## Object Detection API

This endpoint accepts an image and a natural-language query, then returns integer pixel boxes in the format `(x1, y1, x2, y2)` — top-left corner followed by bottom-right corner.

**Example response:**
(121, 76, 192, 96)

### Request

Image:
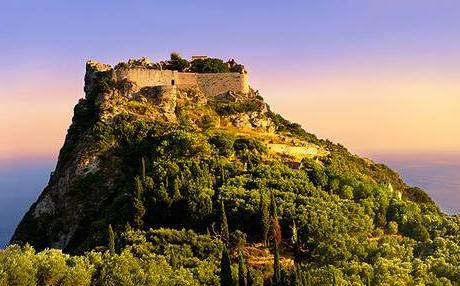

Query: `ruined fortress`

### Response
(87, 56, 250, 98)
(114, 68, 249, 97)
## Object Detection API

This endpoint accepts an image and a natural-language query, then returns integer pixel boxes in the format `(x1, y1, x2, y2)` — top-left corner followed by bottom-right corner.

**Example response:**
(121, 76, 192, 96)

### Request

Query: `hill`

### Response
(5, 54, 460, 285)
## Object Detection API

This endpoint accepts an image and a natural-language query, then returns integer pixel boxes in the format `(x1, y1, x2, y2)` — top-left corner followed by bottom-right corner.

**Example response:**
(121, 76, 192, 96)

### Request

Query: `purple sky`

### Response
(2, 0, 460, 158)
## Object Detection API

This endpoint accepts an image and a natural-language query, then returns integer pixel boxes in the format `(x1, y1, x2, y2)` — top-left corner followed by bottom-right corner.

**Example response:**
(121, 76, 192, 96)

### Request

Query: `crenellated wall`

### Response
(113, 68, 249, 96)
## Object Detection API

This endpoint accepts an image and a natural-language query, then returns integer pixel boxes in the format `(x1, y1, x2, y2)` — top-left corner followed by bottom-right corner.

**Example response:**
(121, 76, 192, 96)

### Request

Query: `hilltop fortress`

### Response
(86, 56, 250, 98)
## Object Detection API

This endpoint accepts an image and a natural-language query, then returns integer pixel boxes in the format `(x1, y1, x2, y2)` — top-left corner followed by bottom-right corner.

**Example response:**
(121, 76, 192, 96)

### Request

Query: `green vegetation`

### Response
(211, 97, 264, 116)
(107, 224, 115, 255)
(1, 229, 222, 286)
(267, 110, 319, 144)
(190, 58, 230, 73)
(9, 73, 460, 285)
(168, 52, 190, 72)
(220, 246, 233, 286)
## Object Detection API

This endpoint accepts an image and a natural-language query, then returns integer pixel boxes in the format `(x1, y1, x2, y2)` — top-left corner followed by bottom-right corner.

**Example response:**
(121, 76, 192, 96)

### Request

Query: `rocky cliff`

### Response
(11, 59, 277, 251)
(12, 58, 422, 253)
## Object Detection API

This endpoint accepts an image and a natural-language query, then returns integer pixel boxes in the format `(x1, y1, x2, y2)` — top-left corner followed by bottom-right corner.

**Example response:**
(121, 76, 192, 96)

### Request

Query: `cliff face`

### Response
(11, 58, 413, 253)
(10, 60, 276, 251)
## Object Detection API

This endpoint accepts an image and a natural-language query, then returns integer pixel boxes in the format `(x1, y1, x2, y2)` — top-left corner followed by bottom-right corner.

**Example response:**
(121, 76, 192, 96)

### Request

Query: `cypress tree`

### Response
(133, 176, 145, 228)
(292, 221, 299, 259)
(172, 177, 181, 201)
(247, 269, 255, 286)
(238, 251, 247, 286)
(270, 192, 282, 246)
(273, 240, 281, 285)
(259, 192, 270, 246)
(305, 270, 311, 286)
(220, 201, 229, 243)
(270, 191, 278, 219)
(220, 246, 233, 286)
(221, 164, 226, 185)
(107, 224, 115, 255)
(292, 221, 298, 245)
(292, 265, 301, 286)
(140, 157, 146, 181)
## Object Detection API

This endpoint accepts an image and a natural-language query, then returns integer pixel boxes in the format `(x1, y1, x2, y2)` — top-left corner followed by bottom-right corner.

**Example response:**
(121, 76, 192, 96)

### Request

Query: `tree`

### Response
(220, 246, 233, 286)
(292, 221, 299, 258)
(270, 192, 282, 246)
(132, 176, 145, 228)
(238, 251, 247, 286)
(273, 241, 281, 285)
(140, 157, 146, 182)
(169, 52, 190, 71)
(172, 177, 182, 201)
(220, 201, 229, 243)
(259, 192, 270, 245)
(270, 191, 278, 220)
(107, 224, 115, 255)
(190, 58, 230, 73)
(386, 221, 398, 235)
(247, 269, 255, 286)
(291, 221, 298, 245)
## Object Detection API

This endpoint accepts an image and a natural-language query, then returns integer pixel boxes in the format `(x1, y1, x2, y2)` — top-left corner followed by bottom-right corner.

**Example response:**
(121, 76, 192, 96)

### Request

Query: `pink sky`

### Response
(1, 1, 460, 162)
(1, 63, 459, 162)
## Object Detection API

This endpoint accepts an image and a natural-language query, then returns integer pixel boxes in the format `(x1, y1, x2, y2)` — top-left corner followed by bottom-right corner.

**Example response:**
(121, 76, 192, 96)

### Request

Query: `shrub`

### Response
(96, 252, 144, 286)
(36, 249, 68, 286)
(387, 221, 398, 235)
(233, 137, 267, 153)
(230, 230, 247, 250)
(212, 99, 263, 116)
(209, 133, 235, 156)
(169, 52, 190, 72)
(190, 58, 230, 73)
(0, 245, 37, 286)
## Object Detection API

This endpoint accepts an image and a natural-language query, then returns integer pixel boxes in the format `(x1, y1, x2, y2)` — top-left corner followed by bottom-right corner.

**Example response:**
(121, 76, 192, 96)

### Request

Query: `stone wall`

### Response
(195, 73, 249, 97)
(114, 68, 177, 87)
(113, 68, 249, 97)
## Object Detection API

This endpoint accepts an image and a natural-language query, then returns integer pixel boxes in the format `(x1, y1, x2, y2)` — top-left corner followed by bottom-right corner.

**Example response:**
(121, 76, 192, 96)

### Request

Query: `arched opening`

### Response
(171, 79, 175, 85)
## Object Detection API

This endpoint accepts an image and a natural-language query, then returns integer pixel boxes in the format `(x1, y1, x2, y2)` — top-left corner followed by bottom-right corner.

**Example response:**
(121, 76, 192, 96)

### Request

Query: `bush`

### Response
(212, 99, 263, 116)
(230, 230, 247, 250)
(190, 58, 230, 73)
(36, 249, 68, 286)
(233, 138, 266, 153)
(386, 221, 398, 235)
(0, 245, 37, 286)
(169, 52, 190, 72)
(267, 111, 319, 143)
(209, 133, 235, 156)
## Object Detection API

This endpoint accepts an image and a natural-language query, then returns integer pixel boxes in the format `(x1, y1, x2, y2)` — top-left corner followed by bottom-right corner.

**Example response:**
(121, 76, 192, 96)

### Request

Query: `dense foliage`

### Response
(190, 58, 230, 73)
(0, 228, 222, 286)
(9, 78, 460, 285)
(167, 52, 190, 72)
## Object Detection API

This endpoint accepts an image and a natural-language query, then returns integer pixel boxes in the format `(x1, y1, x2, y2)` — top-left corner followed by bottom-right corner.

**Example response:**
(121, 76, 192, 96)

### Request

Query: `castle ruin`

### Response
(87, 56, 250, 98)
(114, 68, 249, 97)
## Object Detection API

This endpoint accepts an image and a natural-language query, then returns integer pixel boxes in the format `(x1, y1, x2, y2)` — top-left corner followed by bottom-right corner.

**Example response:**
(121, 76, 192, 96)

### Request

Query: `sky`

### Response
(1, 0, 460, 161)
(1, 0, 460, 246)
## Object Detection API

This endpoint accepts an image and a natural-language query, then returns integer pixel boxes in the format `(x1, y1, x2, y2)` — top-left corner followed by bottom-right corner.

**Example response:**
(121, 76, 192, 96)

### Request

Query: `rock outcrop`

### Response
(11, 58, 277, 251)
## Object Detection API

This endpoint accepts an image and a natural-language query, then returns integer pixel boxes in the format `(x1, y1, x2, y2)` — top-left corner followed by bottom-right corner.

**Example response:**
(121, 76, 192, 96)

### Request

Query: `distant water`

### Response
(0, 158, 55, 248)
(370, 153, 460, 215)
(0, 153, 459, 248)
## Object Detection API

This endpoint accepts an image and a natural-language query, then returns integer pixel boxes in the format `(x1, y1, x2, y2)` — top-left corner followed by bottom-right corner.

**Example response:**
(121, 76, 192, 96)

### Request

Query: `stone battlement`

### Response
(86, 58, 250, 97)
(114, 68, 249, 97)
